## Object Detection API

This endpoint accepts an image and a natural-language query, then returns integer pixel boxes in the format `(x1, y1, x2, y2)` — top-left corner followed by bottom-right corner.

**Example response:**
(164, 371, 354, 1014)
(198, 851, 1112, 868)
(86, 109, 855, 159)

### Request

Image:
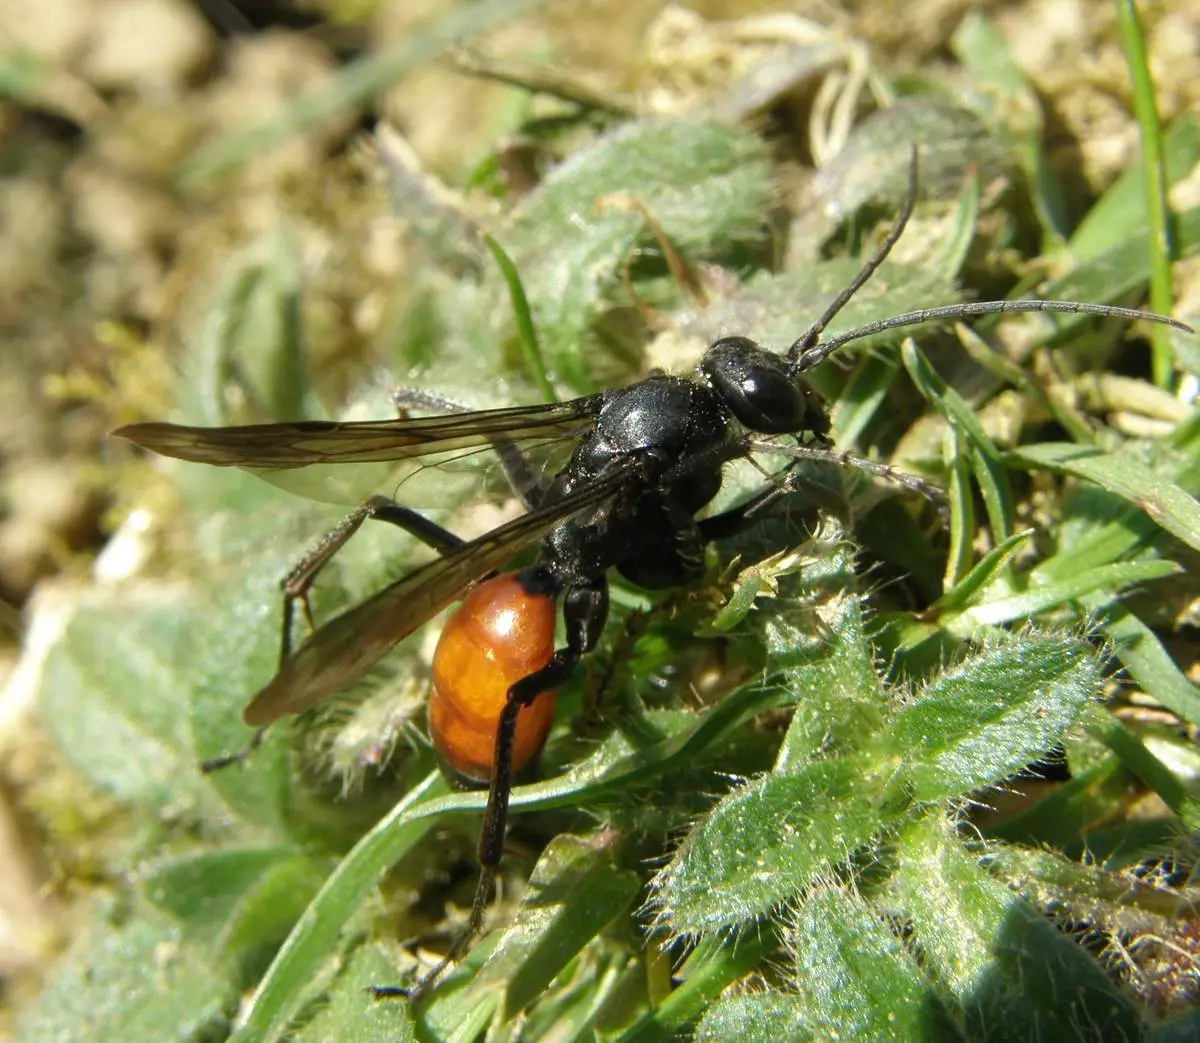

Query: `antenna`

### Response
(795, 300, 1193, 372)
(786, 147, 1193, 374)
(787, 146, 919, 367)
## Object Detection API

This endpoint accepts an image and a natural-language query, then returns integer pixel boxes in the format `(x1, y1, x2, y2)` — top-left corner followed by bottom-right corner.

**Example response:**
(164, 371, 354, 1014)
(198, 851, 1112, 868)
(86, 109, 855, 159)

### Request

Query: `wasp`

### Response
(113, 153, 1190, 998)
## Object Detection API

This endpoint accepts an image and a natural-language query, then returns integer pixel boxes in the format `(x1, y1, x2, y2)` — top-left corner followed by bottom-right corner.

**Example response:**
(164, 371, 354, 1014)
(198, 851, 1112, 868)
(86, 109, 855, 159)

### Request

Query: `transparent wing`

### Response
(114, 397, 603, 506)
(241, 463, 634, 726)
(113, 397, 603, 468)
(252, 437, 580, 507)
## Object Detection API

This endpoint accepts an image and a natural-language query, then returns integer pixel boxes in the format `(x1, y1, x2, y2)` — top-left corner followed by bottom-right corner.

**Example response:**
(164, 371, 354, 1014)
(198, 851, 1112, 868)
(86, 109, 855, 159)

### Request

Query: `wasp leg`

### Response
(200, 730, 266, 773)
(389, 387, 482, 414)
(401, 577, 609, 1002)
(202, 499, 466, 775)
(748, 441, 947, 510)
(696, 475, 802, 541)
(279, 497, 465, 666)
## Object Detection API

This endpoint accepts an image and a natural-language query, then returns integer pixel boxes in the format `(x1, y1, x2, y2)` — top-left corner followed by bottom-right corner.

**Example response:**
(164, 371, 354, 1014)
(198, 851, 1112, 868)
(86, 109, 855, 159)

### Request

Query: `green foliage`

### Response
(893, 816, 1142, 1041)
(788, 886, 959, 1042)
(17, 900, 235, 1043)
(501, 118, 775, 389)
(653, 760, 883, 933)
(882, 631, 1102, 801)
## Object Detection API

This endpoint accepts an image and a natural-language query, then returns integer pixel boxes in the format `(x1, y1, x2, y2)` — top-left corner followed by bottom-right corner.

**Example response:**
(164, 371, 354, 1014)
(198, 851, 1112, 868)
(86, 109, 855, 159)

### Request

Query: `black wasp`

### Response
(114, 153, 1190, 998)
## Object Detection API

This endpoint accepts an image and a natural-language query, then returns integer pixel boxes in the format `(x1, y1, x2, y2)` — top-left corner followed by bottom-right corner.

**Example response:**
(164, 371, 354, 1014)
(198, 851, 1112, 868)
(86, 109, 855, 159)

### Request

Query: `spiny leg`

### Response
(692, 441, 942, 558)
(202, 497, 466, 774)
(697, 489, 787, 544)
(278, 496, 466, 665)
(748, 439, 946, 508)
(200, 731, 266, 773)
(394, 578, 609, 1003)
(389, 387, 481, 415)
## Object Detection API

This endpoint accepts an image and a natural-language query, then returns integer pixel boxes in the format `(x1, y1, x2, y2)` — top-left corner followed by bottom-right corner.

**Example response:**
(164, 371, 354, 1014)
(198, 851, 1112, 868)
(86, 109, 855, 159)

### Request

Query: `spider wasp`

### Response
(113, 152, 1191, 998)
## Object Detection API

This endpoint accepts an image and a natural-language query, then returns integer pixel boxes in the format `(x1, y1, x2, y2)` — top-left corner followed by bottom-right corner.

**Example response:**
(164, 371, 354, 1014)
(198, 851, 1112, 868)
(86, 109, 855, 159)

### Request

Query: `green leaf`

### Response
(291, 943, 416, 1043)
(1069, 112, 1200, 261)
(787, 886, 960, 1043)
(1086, 714, 1196, 820)
(699, 261, 959, 375)
(829, 352, 900, 447)
(146, 846, 329, 986)
(650, 760, 881, 934)
(1010, 441, 1200, 553)
(16, 901, 234, 1043)
(1097, 602, 1200, 725)
(484, 233, 555, 402)
(986, 843, 1194, 925)
(217, 853, 330, 961)
(933, 528, 1033, 614)
(145, 847, 307, 942)
(857, 499, 946, 604)
(937, 167, 982, 278)
(696, 993, 813, 1043)
(881, 630, 1100, 802)
(187, 561, 305, 833)
(893, 815, 1143, 1041)
(982, 751, 1129, 850)
(1109, 0, 1175, 383)
(37, 593, 218, 815)
(799, 97, 1011, 248)
(614, 933, 776, 1043)
(504, 119, 774, 387)
(1036, 205, 1200, 340)
(463, 834, 639, 1019)
(514, 946, 641, 1041)
(177, 232, 311, 428)
(902, 340, 1013, 541)
(1032, 491, 1162, 583)
(226, 772, 447, 1043)
(953, 321, 1096, 442)
(897, 345, 998, 456)
(942, 557, 1180, 632)
(951, 11, 1067, 242)
(942, 426, 976, 590)
(770, 586, 884, 771)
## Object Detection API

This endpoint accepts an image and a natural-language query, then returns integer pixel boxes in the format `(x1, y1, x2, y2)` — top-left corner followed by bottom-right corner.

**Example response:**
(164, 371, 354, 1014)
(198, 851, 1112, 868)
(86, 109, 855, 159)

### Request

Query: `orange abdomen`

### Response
(428, 572, 558, 782)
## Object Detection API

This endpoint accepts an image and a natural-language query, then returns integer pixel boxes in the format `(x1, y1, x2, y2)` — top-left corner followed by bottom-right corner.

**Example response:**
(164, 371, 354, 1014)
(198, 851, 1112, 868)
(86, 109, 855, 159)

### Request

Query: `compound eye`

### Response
(701, 337, 814, 434)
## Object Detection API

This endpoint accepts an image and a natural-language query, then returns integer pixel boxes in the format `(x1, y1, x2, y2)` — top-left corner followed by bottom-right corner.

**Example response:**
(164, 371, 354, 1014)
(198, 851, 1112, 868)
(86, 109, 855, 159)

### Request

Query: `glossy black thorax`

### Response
(541, 374, 739, 588)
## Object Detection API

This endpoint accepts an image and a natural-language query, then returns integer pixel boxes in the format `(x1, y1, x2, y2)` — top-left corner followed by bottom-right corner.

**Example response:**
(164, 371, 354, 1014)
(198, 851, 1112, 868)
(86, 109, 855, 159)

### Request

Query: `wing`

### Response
(241, 463, 634, 726)
(113, 396, 604, 469)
